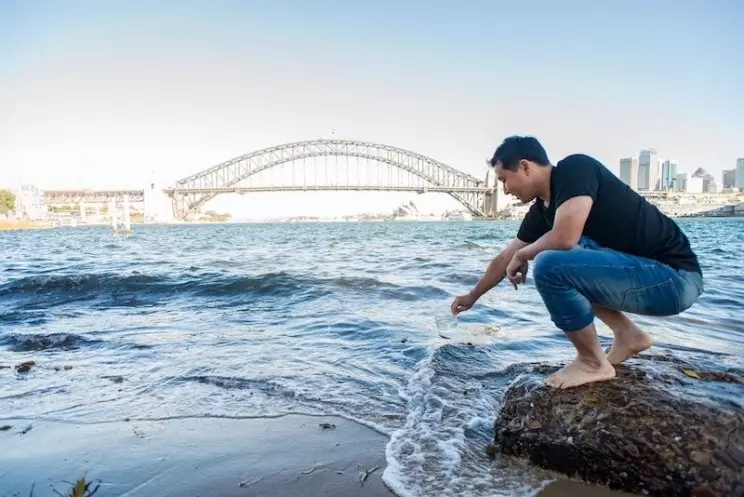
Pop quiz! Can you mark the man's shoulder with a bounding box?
[556,153,605,171]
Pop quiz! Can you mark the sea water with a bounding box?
[1,219,742,496]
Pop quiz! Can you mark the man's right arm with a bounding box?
[469,237,529,299]
[451,237,529,314]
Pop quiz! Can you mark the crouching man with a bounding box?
[451,136,703,389]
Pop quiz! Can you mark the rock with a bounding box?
[492,356,744,497]
[15,361,35,373]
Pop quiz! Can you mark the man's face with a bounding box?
[493,160,536,204]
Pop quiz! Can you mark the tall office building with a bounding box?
[638,149,659,191]
[692,167,717,193]
[619,157,639,189]
[723,169,736,189]
[660,159,678,190]
[737,158,744,191]
[687,176,704,193]
[676,173,688,192]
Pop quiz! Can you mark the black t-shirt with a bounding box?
[517,154,701,275]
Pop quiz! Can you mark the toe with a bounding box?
[546,372,565,389]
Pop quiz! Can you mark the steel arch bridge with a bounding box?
[163,139,498,220]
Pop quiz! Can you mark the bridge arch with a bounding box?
[165,139,496,220]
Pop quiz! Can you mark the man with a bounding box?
[451,136,703,389]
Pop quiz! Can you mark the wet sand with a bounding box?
[0,414,633,497]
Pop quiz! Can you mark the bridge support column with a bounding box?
[108,200,118,232]
[482,190,498,218]
[170,194,182,221]
[122,194,132,233]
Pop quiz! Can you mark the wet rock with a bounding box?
[15,360,35,373]
[492,356,744,497]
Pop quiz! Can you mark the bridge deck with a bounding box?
[163,185,492,194]
[43,190,145,204]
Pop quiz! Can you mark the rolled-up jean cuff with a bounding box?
[556,311,596,332]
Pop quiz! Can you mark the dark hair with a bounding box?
[488,136,550,170]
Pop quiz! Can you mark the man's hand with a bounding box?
[451,292,478,315]
[506,251,529,289]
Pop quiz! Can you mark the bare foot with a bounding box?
[606,330,652,365]
[593,305,652,365]
[546,357,616,389]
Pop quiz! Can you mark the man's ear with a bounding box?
[519,159,531,175]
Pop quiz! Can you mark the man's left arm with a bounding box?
[517,196,593,261]
[505,196,593,285]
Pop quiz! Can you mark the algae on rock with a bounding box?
[491,356,744,497]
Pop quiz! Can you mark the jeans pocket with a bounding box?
[620,278,681,316]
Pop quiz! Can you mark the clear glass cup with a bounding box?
[434,311,458,339]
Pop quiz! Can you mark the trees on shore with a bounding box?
[0,189,16,215]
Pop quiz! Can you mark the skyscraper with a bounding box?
[676,173,688,192]
[638,149,659,191]
[692,167,717,193]
[723,169,736,189]
[737,158,744,191]
[660,159,678,190]
[619,157,638,190]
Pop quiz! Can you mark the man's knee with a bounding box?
[532,250,570,289]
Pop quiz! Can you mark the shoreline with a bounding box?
[0,413,636,497]
[1,215,741,232]
[0,220,52,231]
[0,414,394,497]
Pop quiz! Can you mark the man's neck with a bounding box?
[537,165,553,206]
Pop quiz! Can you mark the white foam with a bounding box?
[382,348,552,497]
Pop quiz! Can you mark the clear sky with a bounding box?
[1,0,742,217]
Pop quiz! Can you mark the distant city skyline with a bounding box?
[619,147,741,193]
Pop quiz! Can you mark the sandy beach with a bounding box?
[0,415,393,497]
[0,220,51,231]
[0,414,636,497]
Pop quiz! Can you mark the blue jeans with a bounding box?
[532,237,704,332]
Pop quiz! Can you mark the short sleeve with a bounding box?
[517,202,550,243]
[553,155,600,208]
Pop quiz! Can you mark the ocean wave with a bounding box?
[383,344,549,497]
[0,274,163,296]
[0,271,446,303]
[456,241,485,250]
[0,333,103,352]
